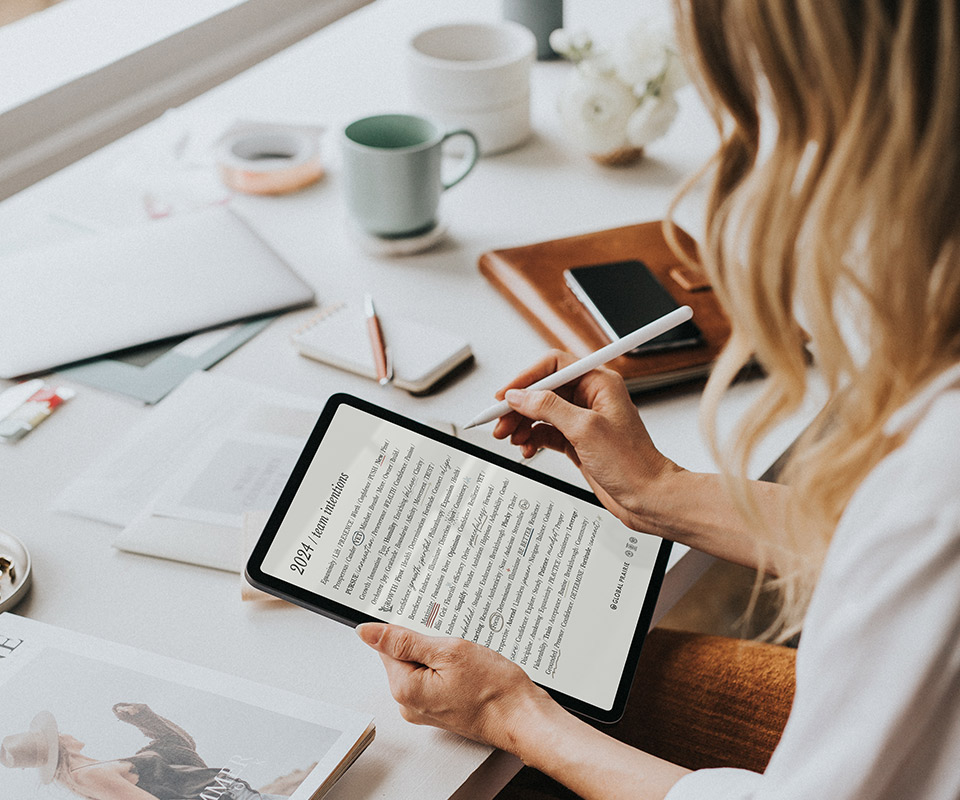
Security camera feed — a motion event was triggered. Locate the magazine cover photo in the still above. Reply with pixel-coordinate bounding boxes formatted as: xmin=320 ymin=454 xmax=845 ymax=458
xmin=0 ymin=646 xmax=342 ymax=799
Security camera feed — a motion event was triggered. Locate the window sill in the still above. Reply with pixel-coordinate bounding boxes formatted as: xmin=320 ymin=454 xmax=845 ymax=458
xmin=0 ymin=0 xmax=373 ymax=200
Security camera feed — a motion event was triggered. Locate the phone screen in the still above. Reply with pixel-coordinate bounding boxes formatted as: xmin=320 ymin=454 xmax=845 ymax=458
xmin=564 ymin=260 xmax=703 ymax=353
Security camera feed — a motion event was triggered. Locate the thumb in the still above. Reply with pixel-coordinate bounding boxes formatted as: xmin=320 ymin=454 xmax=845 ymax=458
xmin=356 ymin=623 xmax=438 ymax=665
xmin=356 ymin=622 xmax=387 ymax=647
xmin=505 ymin=388 xmax=584 ymax=434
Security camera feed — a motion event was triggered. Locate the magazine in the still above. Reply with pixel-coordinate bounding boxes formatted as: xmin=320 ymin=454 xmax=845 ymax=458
xmin=0 ymin=613 xmax=374 ymax=799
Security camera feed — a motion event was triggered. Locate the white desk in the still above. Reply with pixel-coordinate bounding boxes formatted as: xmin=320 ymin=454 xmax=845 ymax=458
xmin=0 ymin=1 xmax=823 ymax=797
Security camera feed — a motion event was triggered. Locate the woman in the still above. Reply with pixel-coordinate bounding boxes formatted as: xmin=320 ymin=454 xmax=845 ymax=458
xmin=1 ymin=706 xmax=284 ymax=800
xmin=356 ymin=1 xmax=960 ymax=798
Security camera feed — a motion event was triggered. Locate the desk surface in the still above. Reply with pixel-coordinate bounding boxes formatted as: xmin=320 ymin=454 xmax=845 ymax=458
xmin=0 ymin=1 xmax=823 ymax=797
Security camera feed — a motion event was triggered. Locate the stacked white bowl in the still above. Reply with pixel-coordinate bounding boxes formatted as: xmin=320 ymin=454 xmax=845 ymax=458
xmin=406 ymin=21 xmax=537 ymax=156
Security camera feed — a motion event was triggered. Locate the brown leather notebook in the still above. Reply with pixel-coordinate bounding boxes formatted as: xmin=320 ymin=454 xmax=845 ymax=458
xmin=478 ymin=221 xmax=730 ymax=391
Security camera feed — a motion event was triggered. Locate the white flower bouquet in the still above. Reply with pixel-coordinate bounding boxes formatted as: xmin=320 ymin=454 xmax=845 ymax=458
xmin=551 ymin=21 xmax=688 ymax=165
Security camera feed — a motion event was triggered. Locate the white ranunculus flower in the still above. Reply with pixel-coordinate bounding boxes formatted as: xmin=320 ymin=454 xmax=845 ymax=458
xmin=612 ymin=19 xmax=674 ymax=89
xmin=625 ymin=93 xmax=680 ymax=148
xmin=577 ymin=51 xmax=617 ymax=80
xmin=550 ymin=28 xmax=573 ymax=58
xmin=660 ymin=49 xmax=690 ymax=95
xmin=558 ymin=70 xmax=636 ymax=154
xmin=555 ymin=19 xmax=685 ymax=161
xmin=548 ymin=28 xmax=593 ymax=62
xmin=548 ymin=28 xmax=573 ymax=56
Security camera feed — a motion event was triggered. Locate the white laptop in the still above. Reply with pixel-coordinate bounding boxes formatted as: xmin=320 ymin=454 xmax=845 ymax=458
xmin=0 ymin=207 xmax=315 ymax=378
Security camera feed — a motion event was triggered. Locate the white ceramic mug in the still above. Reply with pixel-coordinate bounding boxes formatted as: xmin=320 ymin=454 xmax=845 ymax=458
xmin=406 ymin=21 xmax=536 ymax=155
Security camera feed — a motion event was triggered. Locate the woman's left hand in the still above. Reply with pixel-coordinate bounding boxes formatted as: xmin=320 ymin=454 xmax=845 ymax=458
xmin=357 ymin=622 xmax=691 ymax=800
xmin=356 ymin=622 xmax=555 ymax=752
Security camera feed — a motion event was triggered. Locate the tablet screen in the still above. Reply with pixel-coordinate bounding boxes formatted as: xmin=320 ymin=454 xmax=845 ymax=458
xmin=247 ymin=395 xmax=669 ymax=721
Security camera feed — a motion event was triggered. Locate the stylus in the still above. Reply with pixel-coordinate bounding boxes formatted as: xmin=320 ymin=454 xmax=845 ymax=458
xmin=462 ymin=305 xmax=694 ymax=430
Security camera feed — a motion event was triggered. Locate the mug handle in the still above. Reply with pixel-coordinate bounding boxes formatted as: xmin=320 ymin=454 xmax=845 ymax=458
xmin=440 ymin=129 xmax=480 ymax=190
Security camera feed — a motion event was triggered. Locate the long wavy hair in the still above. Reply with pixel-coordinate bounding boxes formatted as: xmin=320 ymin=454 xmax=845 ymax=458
xmin=668 ymin=0 xmax=960 ymax=637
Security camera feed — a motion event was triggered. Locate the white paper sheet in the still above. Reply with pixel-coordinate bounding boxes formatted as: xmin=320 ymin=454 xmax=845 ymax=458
xmin=56 ymin=371 xmax=319 ymax=526
xmin=149 ymin=429 xmax=305 ymax=529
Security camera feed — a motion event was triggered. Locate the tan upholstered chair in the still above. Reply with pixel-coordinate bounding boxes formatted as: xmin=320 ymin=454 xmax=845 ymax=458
xmin=497 ymin=627 xmax=797 ymax=798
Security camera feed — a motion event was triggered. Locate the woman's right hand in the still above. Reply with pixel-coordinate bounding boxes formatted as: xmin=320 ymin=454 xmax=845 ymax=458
xmin=492 ymin=351 xmax=683 ymax=533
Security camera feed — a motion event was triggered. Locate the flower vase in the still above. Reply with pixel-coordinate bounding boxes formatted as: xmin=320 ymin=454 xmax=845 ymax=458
xmin=590 ymin=146 xmax=644 ymax=167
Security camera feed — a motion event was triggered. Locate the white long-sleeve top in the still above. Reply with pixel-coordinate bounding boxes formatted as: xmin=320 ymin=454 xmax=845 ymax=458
xmin=666 ymin=363 xmax=960 ymax=800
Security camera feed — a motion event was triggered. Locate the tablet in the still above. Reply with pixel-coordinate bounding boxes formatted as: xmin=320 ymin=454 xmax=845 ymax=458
xmin=246 ymin=394 xmax=671 ymax=723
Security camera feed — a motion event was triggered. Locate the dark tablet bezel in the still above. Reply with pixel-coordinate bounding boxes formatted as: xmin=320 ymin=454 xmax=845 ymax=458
xmin=245 ymin=392 xmax=671 ymax=723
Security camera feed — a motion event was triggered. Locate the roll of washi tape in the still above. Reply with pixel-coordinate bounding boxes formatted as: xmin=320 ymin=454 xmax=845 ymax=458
xmin=216 ymin=124 xmax=325 ymax=195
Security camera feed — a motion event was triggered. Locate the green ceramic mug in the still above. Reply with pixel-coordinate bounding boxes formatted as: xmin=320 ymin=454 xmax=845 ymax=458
xmin=342 ymin=113 xmax=479 ymax=238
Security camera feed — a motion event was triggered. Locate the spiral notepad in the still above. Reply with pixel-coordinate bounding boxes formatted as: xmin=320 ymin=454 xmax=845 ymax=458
xmin=292 ymin=303 xmax=473 ymax=394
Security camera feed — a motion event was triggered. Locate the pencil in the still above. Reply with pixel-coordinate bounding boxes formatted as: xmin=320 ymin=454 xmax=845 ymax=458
xmin=364 ymin=294 xmax=393 ymax=386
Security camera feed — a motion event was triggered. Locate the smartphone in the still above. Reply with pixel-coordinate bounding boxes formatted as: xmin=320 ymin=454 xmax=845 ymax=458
xmin=563 ymin=260 xmax=704 ymax=354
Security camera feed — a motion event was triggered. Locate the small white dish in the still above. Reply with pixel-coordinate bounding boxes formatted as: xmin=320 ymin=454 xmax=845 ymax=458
xmin=0 ymin=529 xmax=32 ymax=613
xmin=351 ymin=219 xmax=449 ymax=257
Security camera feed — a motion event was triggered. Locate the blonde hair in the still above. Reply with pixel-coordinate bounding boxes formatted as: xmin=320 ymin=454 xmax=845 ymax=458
xmin=669 ymin=0 xmax=960 ymax=637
